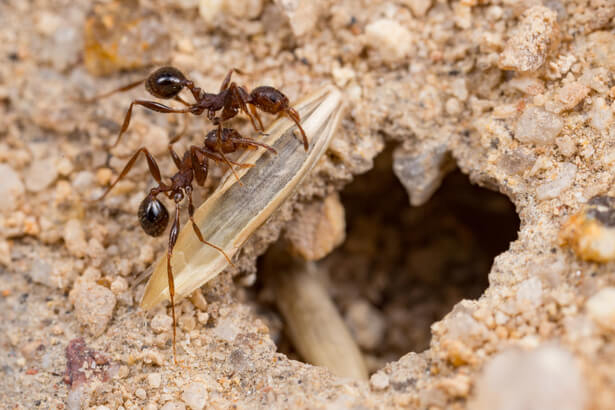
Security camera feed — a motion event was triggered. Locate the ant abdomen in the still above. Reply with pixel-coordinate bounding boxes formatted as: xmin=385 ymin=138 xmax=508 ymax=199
xmin=146 ymin=66 xmax=186 ymax=99
xmin=138 ymin=196 xmax=169 ymax=236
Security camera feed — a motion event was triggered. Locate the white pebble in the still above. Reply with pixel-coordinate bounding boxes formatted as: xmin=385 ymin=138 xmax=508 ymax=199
xmin=590 ymin=97 xmax=613 ymax=131
xmin=370 ymin=372 xmax=390 ymax=390
xmin=151 ymin=312 xmax=173 ymax=333
xmin=471 ymin=345 xmax=585 ymax=410
xmin=0 ymin=164 xmax=25 ymax=212
xmin=63 ymin=219 xmax=87 ymax=258
xmin=515 ymin=106 xmax=563 ymax=145
xmin=535 ymin=162 xmax=576 ymax=200
xmin=25 ymin=157 xmax=59 ymax=192
xmin=365 ymin=19 xmax=413 ymax=64
xmin=516 ymin=277 xmax=543 ymax=309
xmin=586 ymin=287 xmax=615 ymax=332
xmin=161 ymin=402 xmax=186 ymax=410
xmin=135 ymin=388 xmax=147 ymax=400
xmin=147 ymin=372 xmax=162 ymax=388
xmin=69 ymin=282 xmax=116 ymax=337
xmin=181 ymin=382 xmax=208 ymax=410
xmin=498 ymin=6 xmax=559 ymax=72
xmin=213 ymin=317 xmax=239 ymax=342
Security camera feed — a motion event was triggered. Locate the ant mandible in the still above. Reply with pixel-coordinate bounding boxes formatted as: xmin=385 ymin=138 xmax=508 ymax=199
xmin=96 ymin=131 xmax=264 ymax=363
xmin=92 ymin=66 xmax=309 ymax=151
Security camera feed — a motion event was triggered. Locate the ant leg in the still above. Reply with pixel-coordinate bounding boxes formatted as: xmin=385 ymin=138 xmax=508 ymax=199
xmin=189 ymin=146 xmax=208 ymax=186
xmin=249 ymin=104 xmax=265 ymax=131
xmin=81 ymin=78 xmax=145 ymax=103
xmin=167 ymin=204 xmax=181 ymax=364
xmin=186 ymin=188 xmax=235 ymax=267
xmin=225 ymin=129 xmax=277 ymax=154
xmin=219 ymin=68 xmax=245 ymax=92
xmin=284 ymin=107 xmax=308 ymax=151
xmin=168 ymin=145 xmax=182 ymax=169
xmin=112 ymin=100 xmax=194 ymax=148
xmin=96 ymin=147 xmax=165 ymax=201
xmin=194 ymin=146 xmax=254 ymax=168
xmin=229 ymin=84 xmax=261 ymax=132
xmin=214 ymin=125 xmax=244 ymax=185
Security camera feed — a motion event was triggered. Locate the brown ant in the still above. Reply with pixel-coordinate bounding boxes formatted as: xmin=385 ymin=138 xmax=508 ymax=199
xmin=89 ymin=66 xmax=309 ymax=151
xmin=95 ymin=130 xmax=271 ymax=363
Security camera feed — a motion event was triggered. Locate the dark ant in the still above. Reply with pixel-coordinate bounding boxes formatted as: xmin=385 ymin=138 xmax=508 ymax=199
xmin=96 ymin=132 xmax=265 ymax=363
xmin=89 ymin=66 xmax=309 ymax=151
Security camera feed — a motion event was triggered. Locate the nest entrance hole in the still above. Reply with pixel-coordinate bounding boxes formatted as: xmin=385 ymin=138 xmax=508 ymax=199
xmin=252 ymin=147 xmax=520 ymax=373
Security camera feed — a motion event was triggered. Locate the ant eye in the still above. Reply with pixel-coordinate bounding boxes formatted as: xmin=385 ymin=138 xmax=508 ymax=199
xmin=138 ymin=196 xmax=169 ymax=237
xmin=145 ymin=66 xmax=186 ymax=99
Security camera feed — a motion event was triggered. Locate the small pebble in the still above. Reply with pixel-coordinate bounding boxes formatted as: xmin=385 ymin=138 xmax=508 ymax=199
xmin=110 ymin=277 xmax=128 ymax=295
xmin=161 ymin=402 xmax=186 ymax=410
xmin=515 ymin=106 xmax=563 ymax=146
xmin=147 ymin=372 xmax=162 ymax=388
xmin=471 ymin=345 xmax=585 ymax=410
xmin=586 ymin=287 xmax=615 ymax=332
xmin=189 ymin=290 xmax=208 ymax=311
xmin=151 ymin=312 xmax=173 ymax=333
xmin=0 ymin=164 xmax=25 ymax=212
xmin=197 ymin=311 xmax=210 ymax=325
xmin=135 ymin=388 xmax=147 ymax=400
xmin=535 ymin=162 xmax=576 ymax=200
xmin=181 ymin=382 xmax=208 ymax=410
xmin=69 ymin=282 xmax=117 ymax=337
xmin=364 ymin=19 xmax=413 ymax=65
xmin=370 ymin=372 xmax=390 ymax=390
xmin=63 ymin=219 xmax=88 ymax=258
xmin=179 ymin=314 xmax=197 ymax=332
xmin=286 ymin=193 xmax=346 ymax=261
xmin=498 ymin=6 xmax=559 ymax=72
xmin=25 ymin=157 xmax=58 ymax=192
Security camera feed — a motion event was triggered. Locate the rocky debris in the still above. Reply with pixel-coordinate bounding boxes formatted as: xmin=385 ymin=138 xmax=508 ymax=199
xmin=498 ymin=6 xmax=560 ymax=72
xmin=393 ymin=142 xmax=454 ymax=206
xmin=69 ymin=282 xmax=117 ymax=337
xmin=285 ymin=193 xmax=346 ymax=261
xmin=471 ymin=345 xmax=585 ymax=410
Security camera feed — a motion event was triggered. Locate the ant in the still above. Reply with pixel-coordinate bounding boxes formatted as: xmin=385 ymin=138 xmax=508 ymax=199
xmin=89 ymin=66 xmax=309 ymax=151
xmin=95 ymin=128 xmax=273 ymax=363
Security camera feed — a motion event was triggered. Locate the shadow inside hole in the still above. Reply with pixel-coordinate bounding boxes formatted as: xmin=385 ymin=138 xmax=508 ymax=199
xmin=252 ymin=147 xmax=519 ymax=372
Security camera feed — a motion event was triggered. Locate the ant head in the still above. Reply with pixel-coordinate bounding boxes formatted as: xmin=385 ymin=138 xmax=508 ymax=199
xmin=138 ymin=195 xmax=169 ymax=237
xmin=146 ymin=66 xmax=186 ymax=99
